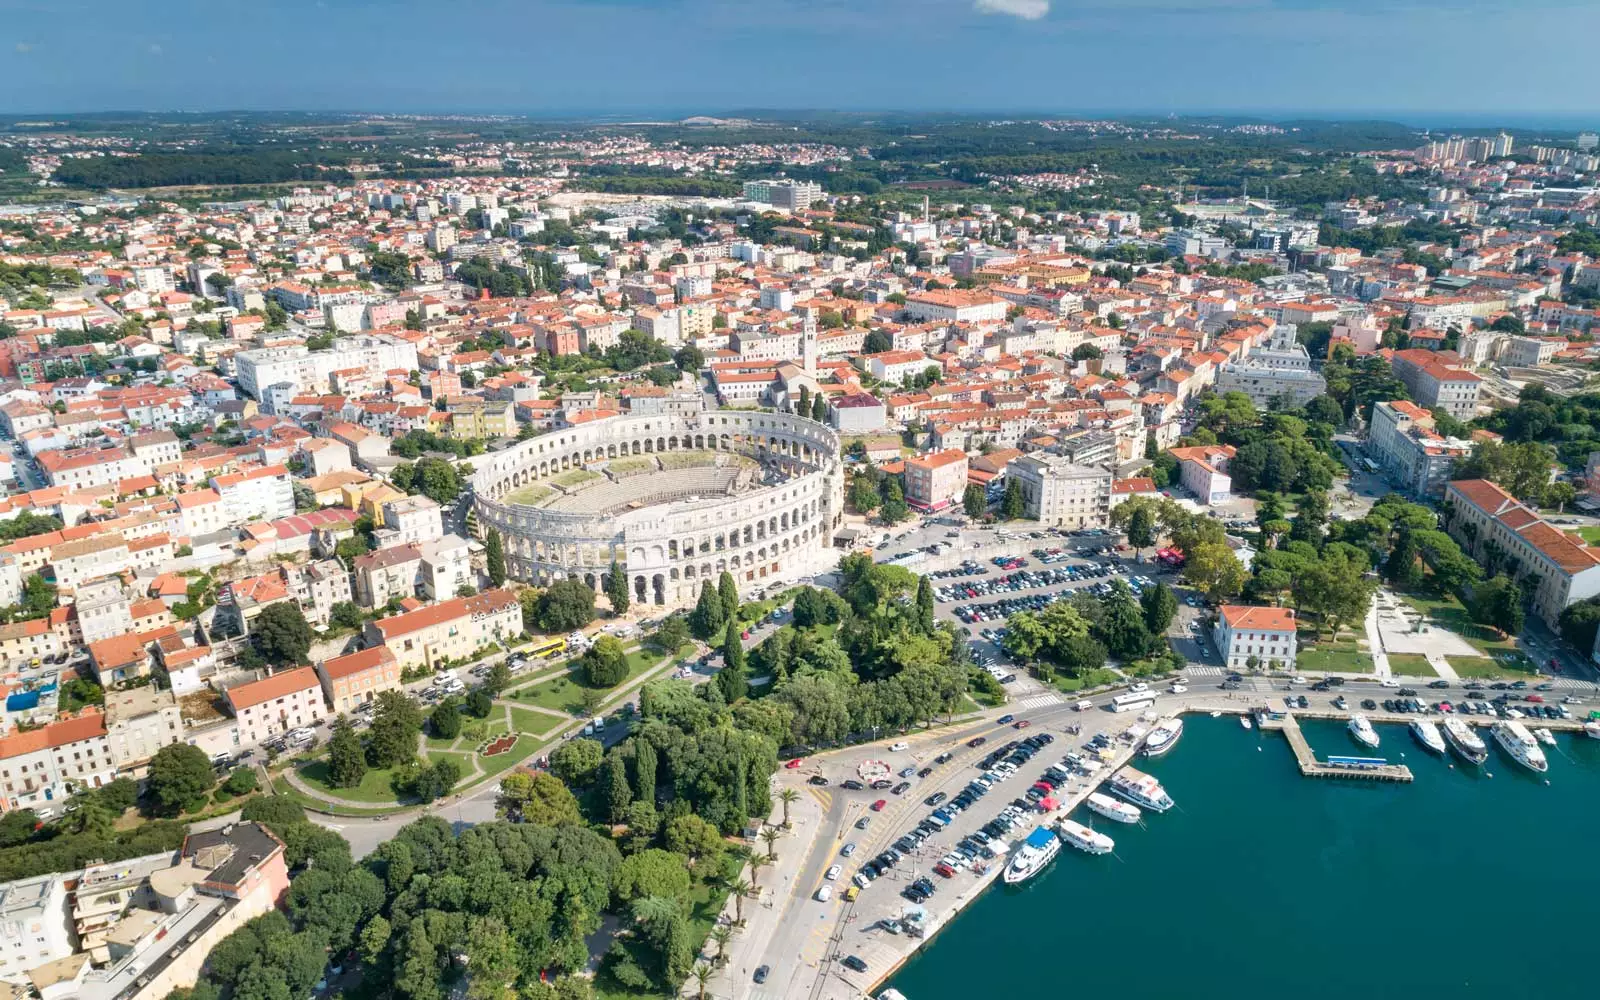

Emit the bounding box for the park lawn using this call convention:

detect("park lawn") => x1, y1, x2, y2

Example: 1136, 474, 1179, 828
1297, 647, 1376, 673
427, 750, 474, 769
1385, 653, 1439, 677
1450, 651, 1540, 679
515, 646, 678, 714
484, 717, 511, 738
424, 733, 460, 752
1396, 592, 1519, 655
1052, 667, 1119, 693
1580, 526, 1600, 545
269, 776, 396, 818
510, 706, 564, 736
296, 759, 401, 804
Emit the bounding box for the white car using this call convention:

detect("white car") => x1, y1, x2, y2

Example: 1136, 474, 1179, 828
814, 885, 833, 902
825, 865, 842, 881
889, 741, 909, 752
1379, 678, 1399, 688
1168, 683, 1187, 694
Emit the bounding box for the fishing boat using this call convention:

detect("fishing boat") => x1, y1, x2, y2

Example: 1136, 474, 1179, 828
1107, 766, 1174, 812
1409, 718, 1446, 755
1491, 720, 1549, 774
1085, 791, 1141, 824
1442, 717, 1488, 765
1348, 714, 1380, 749
1141, 717, 1184, 758
1002, 826, 1062, 885
1056, 818, 1115, 855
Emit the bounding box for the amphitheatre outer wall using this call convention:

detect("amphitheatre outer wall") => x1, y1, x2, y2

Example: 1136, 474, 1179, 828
469, 410, 846, 608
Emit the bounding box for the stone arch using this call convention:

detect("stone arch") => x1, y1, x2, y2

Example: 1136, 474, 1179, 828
652, 574, 666, 605
634, 575, 647, 603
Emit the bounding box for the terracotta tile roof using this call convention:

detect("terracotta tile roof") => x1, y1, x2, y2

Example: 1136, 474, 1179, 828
1220, 605, 1297, 632
320, 645, 396, 681
226, 666, 321, 710
0, 711, 107, 760
372, 588, 518, 641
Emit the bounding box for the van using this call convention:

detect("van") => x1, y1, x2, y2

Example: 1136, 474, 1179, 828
1074, 699, 1094, 712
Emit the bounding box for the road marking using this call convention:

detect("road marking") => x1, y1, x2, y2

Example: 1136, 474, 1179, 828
1015, 693, 1062, 710
1188, 666, 1223, 677
807, 787, 832, 810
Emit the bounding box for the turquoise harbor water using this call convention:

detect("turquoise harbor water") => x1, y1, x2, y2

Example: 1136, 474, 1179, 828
888, 715, 1600, 1000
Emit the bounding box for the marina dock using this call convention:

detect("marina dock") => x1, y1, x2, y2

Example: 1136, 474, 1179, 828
1257, 712, 1414, 782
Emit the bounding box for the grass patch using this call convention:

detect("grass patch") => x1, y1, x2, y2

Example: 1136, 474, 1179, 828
1579, 526, 1600, 544
268, 776, 397, 818
514, 646, 680, 714
510, 706, 564, 736
424, 733, 460, 752
296, 759, 401, 804
502, 483, 553, 506
1395, 592, 1519, 655
1052, 667, 1119, 693
551, 468, 600, 488
427, 750, 473, 769
1297, 645, 1375, 673
1450, 651, 1539, 679
1386, 653, 1438, 677
608, 456, 656, 474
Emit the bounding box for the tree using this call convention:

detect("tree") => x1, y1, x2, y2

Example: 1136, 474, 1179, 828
1290, 490, 1330, 548
879, 476, 909, 523
329, 601, 363, 630
224, 767, 258, 795
1183, 542, 1247, 601
848, 473, 881, 514
146, 744, 214, 816
673, 344, 704, 372
1001, 477, 1026, 520
602, 753, 632, 822
652, 615, 688, 652
718, 571, 739, 623
391, 456, 464, 506
1470, 574, 1524, 635
797, 385, 811, 417
614, 849, 692, 904
1072, 343, 1103, 361
495, 771, 582, 824
811, 393, 828, 423
717, 618, 749, 702
778, 787, 800, 828
584, 635, 629, 687
1560, 598, 1600, 654
688, 580, 725, 640
915, 576, 936, 634
863, 330, 892, 354
365, 690, 423, 769
408, 758, 461, 802
633, 739, 658, 805
1127, 504, 1158, 556
550, 738, 604, 786
537, 579, 597, 632
430, 700, 462, 739
605, 560, 630, 615
326, 716, 367, 788
485, 661, 511, 694
485, 529, 506, 587
963, 482, 987, 519
250, 603, 312, 667
759, 826, 781, 861
1141, 582, 1178, 635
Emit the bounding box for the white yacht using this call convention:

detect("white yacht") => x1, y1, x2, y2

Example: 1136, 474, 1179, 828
1141, 717, 1184, 758
1108, 766, 1174, 812
1492, 720, 1549, 774
1442, 717, 1488, 765
1409, 719, 1446, 755
1084, 791, 1141, 824
1002, 826, 1062, 885
1348, 714, 1380, 749
1585, 720, 1600, 740
1056, 818, 1115, 855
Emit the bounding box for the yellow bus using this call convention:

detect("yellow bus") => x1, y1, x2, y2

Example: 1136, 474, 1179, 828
528, 637, 568, 660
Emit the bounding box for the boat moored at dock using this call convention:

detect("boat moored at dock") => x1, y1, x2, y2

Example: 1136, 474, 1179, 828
1003, 826, 1062, 885
1492, 720, 1549, 773
1055, 818, 1115, 855
1348, 714, 1380, 749
1108, 766, 1173, 812
1084, 791, 1141, 823
1442, 717, 1488, 765
1409, 719, 1446, 755
1141, 717, 1183, 758
1586, 720, 1600, 740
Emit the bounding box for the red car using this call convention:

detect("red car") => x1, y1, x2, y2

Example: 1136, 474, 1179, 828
1526, 694, 1545, 703
784, 758, 805, 769
871, 799, 887, 812
1013, 720, 1031, 729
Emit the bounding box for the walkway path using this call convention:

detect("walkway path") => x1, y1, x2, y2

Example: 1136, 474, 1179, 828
1424, 651, 1460, 681
1363, 598, 1392, 681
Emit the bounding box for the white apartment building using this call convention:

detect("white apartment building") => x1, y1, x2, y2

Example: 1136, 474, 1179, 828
1390, 349, 1482, 421
1215, 605, 1298, 671
1443, 479, 1600, 627
225, 667, 327, 745
0, 873, 74, 985
234, 335, 421, 400
1367, 400, 1472, 498
0, 713, 116, 813
210, 465, 294, 523
1006, 454, 1113, 528
102, 687, 183, 775
75, 579, 134, 647
1499, 336, 1561, 368
379, 495, 443, 547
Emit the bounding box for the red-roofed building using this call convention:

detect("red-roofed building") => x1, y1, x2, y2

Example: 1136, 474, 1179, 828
1443, 479, 1600, 626
1216, 605, 1298, 672
904, 449, 970, 511
316, 645, 401, 714
225, 667, 326, 744
0, 710, 114, 812
1168, 444, 1237, 506
366, 589, 521, 670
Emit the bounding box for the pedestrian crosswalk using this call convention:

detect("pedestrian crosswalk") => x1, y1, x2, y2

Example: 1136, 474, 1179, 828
1187, 666, 1223, 677
1014, 693, 1062, 710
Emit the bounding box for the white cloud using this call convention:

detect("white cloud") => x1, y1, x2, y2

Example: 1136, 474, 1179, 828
147, 42, 163, 55
14, 42, 33, 53
975, 0, 1050, 18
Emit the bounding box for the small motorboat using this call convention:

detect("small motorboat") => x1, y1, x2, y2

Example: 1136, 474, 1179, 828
1240, 715, 1253, 730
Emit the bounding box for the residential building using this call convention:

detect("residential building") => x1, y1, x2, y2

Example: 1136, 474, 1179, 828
210, 465, 294, 523
0, 873, 74, 986
1443, 479, 1600, 627
829, 392, 887, 434
225, 667, 327, 745
1006, 454, 1113, 528
1390, 349, 1482, 421
102, 687, 183, 776
1500, 336, 1561, 368
741, 179, 823, 211
234, 336, 420, 400
1215, 605, 1298, 671
365, 589, 521, 671
353, 544, 424, 608
379, 495, 443, 547
316, 646, 402, 714
74, 579, 134, 647
0, 712, 114, 813
1367, 400, 1472, 497
1168, 444, 1236, 505
903, 449, 970, 512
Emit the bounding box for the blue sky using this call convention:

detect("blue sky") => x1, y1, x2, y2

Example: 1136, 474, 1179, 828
3, 0, 1598, 120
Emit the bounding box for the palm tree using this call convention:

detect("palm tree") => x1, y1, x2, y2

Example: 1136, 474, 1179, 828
778, 787, 799, 827
709, 925, 733, 966
760, 826, 781, 860
728, 878, 751, 923
747, 854, 770, 890
692, 963, 713, 1000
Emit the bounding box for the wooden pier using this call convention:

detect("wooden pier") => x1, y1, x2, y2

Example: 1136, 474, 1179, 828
1258, 712, 1414, 782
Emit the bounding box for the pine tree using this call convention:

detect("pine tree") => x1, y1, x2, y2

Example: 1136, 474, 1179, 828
633, 739, 657, 805
689, 580, 725, 640
797, 385, 811, 417
485, 529, 506, 587
915, 576, 935, 634
604, 754, 632, 823
718, 571, 739, 623
717, 618, 749, 703
963, 482, 986, 520
1001, 477, 1026, 520
879, 476, 909, 523
606, 559, 631, 614
810, 394, 828, 423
